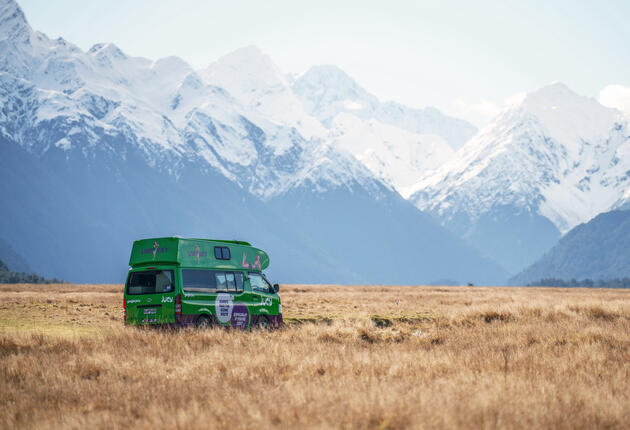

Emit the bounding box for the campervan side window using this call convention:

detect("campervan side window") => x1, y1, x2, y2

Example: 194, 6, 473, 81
182, 269, 217, 292
235, 272, 244, 291
214, 247, 231, 260
225, 272, 236, 292
182, 269, 244, 293
214, 271, 240, 292
216, 272, 227, 292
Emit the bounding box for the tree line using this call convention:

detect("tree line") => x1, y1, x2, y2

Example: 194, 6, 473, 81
0, 259, 64, 284
527, 278, 630, 288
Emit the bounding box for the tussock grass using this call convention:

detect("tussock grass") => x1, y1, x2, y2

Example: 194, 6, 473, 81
0, 284, 629, 429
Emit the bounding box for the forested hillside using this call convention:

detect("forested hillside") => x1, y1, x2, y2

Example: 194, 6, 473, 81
511, 210, 630, 284
0, 259, 63, 284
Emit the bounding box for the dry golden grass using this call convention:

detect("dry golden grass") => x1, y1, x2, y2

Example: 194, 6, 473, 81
1, 284, 629, 429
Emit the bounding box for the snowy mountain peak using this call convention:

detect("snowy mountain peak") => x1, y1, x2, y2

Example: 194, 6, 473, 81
88, 42, 127, 64
88, 42, 125, 57
202, 45, 288, 92
295, 64, 369, 100
199, 46, 326, 138
522, 82, 606, 115
293, 65, 378, 125
513, 82, 621, 155
180, 72, 203, 90
0, 0, 31, 43
150, 55, 192, 80
292, 64, 476, 151
217, 45, 266, 62
529, 81, 573, 96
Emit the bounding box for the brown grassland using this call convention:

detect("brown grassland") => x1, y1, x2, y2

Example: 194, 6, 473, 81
0, 283, 629, 429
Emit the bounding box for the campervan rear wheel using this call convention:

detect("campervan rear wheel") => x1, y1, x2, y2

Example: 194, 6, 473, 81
256, 316, 270, 330
195, 315, 212, 329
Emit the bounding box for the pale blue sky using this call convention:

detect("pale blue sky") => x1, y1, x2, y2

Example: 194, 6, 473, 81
19, 0, 630, 125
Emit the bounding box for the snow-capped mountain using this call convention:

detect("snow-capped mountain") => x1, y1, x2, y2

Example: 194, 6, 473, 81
328, 113, 454, 192
292, 65, 477, 151
198, 46, 326, 140
0, 0, 385, 201
292, 65, 477, 190
0, 0, 506, 284
409, 82, 630, 273
199, 59, 474, 193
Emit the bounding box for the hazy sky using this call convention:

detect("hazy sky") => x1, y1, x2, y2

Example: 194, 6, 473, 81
19, 0, 630, 126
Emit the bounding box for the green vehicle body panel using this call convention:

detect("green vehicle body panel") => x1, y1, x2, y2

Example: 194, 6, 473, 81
128, 237, 269, 270
124, 237, 281, 329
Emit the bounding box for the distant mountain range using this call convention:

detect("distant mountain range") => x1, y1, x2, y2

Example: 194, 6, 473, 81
511, 209, 630, 284
1, 0, 629, 284
0, 0, 504, 284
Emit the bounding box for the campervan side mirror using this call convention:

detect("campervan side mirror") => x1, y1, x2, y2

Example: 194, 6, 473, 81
273, 283, 279, 293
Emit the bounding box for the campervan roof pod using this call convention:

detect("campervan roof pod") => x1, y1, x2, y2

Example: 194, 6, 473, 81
128, 237, 269, 271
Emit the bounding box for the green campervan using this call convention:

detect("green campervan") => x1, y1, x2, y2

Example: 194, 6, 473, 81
123, 237, 282, 329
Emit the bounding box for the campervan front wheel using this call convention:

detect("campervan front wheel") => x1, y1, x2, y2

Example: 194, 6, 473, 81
195, 315, 212, 329
256, 316, 270, 330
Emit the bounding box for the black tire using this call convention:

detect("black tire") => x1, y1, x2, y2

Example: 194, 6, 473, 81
256, 315, 271, 330
195, 315, 212, 329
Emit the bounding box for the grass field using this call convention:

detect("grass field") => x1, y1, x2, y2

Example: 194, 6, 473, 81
1, 284, 629, 429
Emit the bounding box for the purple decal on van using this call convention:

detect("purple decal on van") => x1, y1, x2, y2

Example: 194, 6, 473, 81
231, 304, 249, 329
